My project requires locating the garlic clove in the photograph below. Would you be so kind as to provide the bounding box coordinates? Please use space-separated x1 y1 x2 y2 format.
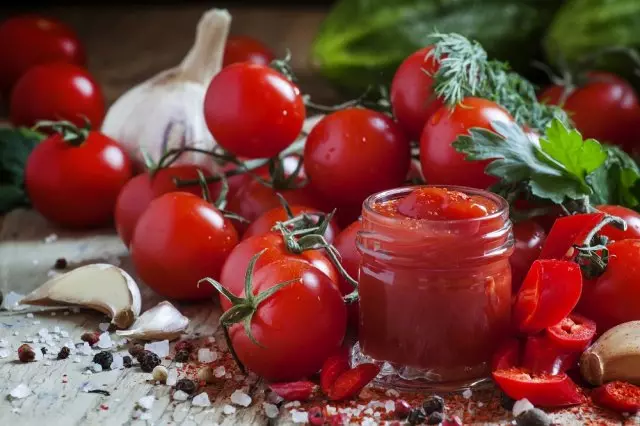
580 320 640 386
116 301 189 341
20 263 141 328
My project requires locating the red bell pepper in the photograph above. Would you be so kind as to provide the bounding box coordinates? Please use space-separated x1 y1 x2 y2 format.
521 334 580 374
492 367 586 407
546 313 596 351
591 381 640 413
539 213 605 260
492 338 521 371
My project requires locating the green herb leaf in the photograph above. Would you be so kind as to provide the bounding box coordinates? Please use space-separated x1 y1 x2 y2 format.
587 145 640 208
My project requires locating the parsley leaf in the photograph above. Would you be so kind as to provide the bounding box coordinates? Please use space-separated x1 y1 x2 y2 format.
587 145 640 208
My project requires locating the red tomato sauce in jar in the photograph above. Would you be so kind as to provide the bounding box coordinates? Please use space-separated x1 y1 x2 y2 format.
356 186 513 389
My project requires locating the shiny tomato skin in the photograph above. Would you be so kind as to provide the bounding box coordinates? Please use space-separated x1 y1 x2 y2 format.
510 220 546 292
578 239 640 333
396 186 497 220
540 72 639 148
228 259 347 382
25 131 132 228
492 368 585 407
333 220 361 329
0 15 86 94
390 46 443 140
204 63 305 159
420 97 514 189
131 192 238 301
304 108 411 207
597 205 640 242
219 232 339 311
223 35 274 67
242 204 340 243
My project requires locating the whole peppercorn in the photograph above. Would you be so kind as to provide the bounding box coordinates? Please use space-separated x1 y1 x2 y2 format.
501 392 516 411
93 351 113 370
174 350 190 363
308 407 324 425
407 408 426 425
129 343 145 359
41 347 47 355
122 355 133 368
139 351 161 372
174 340 194 353
427 411 444 425
394 399 412 419
54 257 68 269
18 344 35 362
81 332 100 346
57 346 71 359
174 378 197 395
423 395 445 415
516 408 551 426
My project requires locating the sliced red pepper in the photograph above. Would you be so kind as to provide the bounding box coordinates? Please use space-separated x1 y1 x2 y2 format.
539 213 605 260
328 363 380 401
269 381 316 401
591 381 640 413
320 348 351 395
547 313 596 351
521 334 580 375
492 367 586 407
491 338 521 371
513 259 583 333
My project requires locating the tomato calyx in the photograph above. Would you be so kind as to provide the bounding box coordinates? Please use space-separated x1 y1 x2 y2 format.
573 214 627 279
193 169 248 224
33 119 91 146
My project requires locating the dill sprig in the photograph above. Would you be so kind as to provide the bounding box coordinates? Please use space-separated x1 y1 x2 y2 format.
426 32 568 133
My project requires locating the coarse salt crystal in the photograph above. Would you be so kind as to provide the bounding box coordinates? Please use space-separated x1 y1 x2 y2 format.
197 348 217 363
230 389 252 407
90 363 103 373
0 338 8 347
213 366 226 378
513 398 534 417
73 357 81 363
1 291 25 311
462 388 473 399
361 417 376 426
384 400 395 413
9 384 31 399
78 342 92 355
222 404 236 415
477 401 484 407
34 348 43 361
137 395 155 410
110 354 124 370
364 408 374 415
326 406 337 416
0 349 9 358
290 409 308 424
96 332 112 349
38 328 49 337
173 390 189 402
47 270 59 278
12 331 19 336
263 402 279 418
44 233 58 243
284 401 301 408
60 331 69 338
166 369 178 386
26 313 34 318
192 392 211 407
144 340 169 358
385 388 400 398
98 323 110 332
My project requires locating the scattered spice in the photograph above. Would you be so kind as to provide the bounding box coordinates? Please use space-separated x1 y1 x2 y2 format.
54 257 68 269
122 355 133 368
93 351 114 370
308 406 324 425
174 378 198 395
174 340 195 353
139 350 161 373
81 332 100 346
174 350 190 363
129 343 145 359
18 344 35 362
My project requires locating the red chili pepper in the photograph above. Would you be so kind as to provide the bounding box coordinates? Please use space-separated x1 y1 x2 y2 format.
492 367 586 407
521 334 580 374
491 338 521 371
512 259 583 333
268 380 316 401
328 363 380 401
546 313 596 351
539 213 605 260
320 349 351 395
591 381 640 413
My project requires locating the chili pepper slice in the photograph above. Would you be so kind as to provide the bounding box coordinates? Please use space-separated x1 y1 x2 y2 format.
547 313 596 351
320 348 351 395
513 259 583 333
328 363 380 401
491 338 521 371
521 334 580 375
269 380 316 401
492 367 586 407
591 381 640 413
538 213 605 260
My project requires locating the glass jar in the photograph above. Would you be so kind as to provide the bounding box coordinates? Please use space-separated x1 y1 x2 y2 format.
352 185 514 391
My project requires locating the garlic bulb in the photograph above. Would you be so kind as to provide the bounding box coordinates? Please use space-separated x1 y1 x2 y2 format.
101 9 231 168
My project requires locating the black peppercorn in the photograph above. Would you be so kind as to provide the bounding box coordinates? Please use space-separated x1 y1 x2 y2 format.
407 408 426 425
174 378 198 395
426 411 444 425
139 350 161 372
40 347 47 355
129 343 145 360
516 408 551 426
122 355 133 368
93 351 113 370
174 350 190 363
54 258 68 269
500 392 515 411
423 395 445 415
57 346 71 360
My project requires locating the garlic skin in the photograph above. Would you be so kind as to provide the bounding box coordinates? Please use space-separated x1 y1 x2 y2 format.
101 9 231 168
116 300 189 341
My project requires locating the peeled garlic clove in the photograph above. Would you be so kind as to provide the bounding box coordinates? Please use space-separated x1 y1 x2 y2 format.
581 320 640 386
116 301 188 341
20 263 141 329
101 9 231 168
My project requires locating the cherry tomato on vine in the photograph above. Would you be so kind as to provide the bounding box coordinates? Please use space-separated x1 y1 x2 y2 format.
25 124 132 229
510 220 546 292
0 15 85 94
219 232 339 311
304 108 411 207
420 97 514 189
492 368 585 407
10 63 105 128
333 220 361 328
540 72 639 149
226 259 347 382
597 205 640 242
578 239 640 333
204 63 305 159
390 46 443 141
223 35 274 67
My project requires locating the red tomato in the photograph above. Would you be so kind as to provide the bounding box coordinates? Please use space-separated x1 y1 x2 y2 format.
204 63 305 159
492 368 585 407
390 46 443 140
578 239 640 332
130 192 238 301
521 335 580 375
223 35 274 67
597 205 640 242
510 220 546 292
25 129 132 228
420 97 514 189
540 72 639 148
591 381 640 413
10 63 105 129
114 165 219 247
333 220 361 329
491 338 521 371
242 204 340 243
219 232 339 310
0 15 85 94
513 260 583 333
396 186 497 220
227 259 347 382
539 212 605 260
304 108 411 207
546 313 596 351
